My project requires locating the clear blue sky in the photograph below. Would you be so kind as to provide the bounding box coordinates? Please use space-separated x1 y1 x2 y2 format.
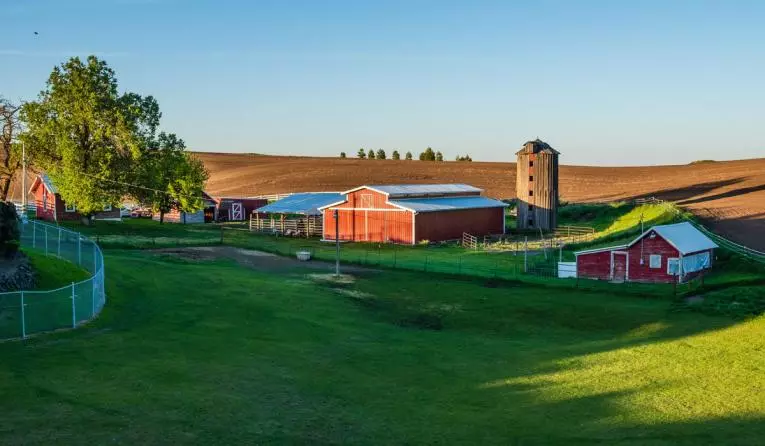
3 0 764 165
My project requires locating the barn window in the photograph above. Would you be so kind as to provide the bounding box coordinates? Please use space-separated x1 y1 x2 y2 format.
529 160 534 168
528 190 533 197
65 202 76 212
528 205 534 211
649 254 662 269
529 175 534 182
528 218 534 227
361 194 373 208
667 258 680 275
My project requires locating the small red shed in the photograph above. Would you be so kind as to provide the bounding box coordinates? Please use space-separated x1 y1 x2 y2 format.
29 174 121 222
214 197 268 222
575 222 719 283
320 184 507 244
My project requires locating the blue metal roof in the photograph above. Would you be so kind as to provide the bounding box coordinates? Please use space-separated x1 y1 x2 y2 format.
390 196 508 213
256 193 343 216
40 173 58 194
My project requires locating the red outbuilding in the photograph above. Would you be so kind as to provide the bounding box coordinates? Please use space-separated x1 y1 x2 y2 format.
575 222 719 283
29 174 121 222
214 197 268 222
320 184 507 244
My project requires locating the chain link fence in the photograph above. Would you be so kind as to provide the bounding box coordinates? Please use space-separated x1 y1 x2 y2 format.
0 220 105 340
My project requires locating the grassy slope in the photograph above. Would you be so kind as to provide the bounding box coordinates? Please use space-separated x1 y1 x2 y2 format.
0 251 761 445
25 250 90 289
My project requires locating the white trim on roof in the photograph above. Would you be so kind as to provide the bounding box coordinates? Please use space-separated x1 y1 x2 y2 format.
575 222 719 257
575 245 628 256
340 185 390 196
316 200 348 211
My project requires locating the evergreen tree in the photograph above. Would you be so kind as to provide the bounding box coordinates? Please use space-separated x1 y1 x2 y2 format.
405 151 413 160
340 151 346 158
376 149 386 160
392 150 400 160
368 150 376 159
357 148 366 159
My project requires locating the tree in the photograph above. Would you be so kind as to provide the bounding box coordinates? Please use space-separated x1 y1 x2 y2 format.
368 150 376 159
435 151 444 162
419 147 436 161
455 154 473 162
376 149 386 160
392 150 400 160
22 56 143 222
405 151 413 160
0 98 23 201
340 151 346 158
134 132 208 224
357 148 366 159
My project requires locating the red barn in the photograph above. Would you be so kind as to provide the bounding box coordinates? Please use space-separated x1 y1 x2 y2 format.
320 184 507 244
575 222 719 283
29 174 121 222
214 197 268 222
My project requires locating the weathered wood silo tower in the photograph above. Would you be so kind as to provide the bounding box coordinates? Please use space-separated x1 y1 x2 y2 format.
516 139 559 230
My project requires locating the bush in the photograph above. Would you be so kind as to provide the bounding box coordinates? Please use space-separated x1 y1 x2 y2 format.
0 202 20 258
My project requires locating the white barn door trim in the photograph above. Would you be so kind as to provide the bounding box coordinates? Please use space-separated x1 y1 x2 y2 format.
231 202 243 221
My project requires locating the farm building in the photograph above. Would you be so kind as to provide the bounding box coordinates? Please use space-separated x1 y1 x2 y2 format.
320 184 507 244
516 139 559 230
214 197 268 222
575 222 718 283
153 192 217 224
252 193 343 237
29 174 121 222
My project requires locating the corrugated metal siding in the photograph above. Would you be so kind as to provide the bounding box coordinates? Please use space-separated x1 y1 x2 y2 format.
415 207 504 242
367 184 482 197
324 208 414 244
335 189 400 210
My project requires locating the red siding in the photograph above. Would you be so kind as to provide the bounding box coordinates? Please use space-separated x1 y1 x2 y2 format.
334 189 400 210
324 208 414 244
33 186 56 221
414 207 504 242
576 250 612 281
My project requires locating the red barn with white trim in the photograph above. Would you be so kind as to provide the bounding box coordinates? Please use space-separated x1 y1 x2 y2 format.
321 184 507 244
575 222 719 283
29 174 121 222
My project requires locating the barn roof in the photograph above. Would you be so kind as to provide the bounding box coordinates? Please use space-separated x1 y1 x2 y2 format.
343 184 482 198
574 222 718 256
256 192 344 216
389 196 508 213
29 173 58 195
515 139 560 155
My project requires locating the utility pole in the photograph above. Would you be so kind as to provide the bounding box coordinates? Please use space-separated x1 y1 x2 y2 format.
21 141 27 209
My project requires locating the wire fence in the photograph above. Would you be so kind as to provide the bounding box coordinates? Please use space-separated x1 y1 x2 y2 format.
0 220 105 340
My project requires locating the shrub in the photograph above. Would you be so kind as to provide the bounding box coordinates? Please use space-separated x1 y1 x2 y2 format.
0 202 20 258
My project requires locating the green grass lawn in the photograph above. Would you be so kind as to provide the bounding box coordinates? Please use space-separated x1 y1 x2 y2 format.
58 218 222 248
0 250 761 444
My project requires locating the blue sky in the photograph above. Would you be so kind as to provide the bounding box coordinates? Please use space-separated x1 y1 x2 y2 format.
3 0 764 165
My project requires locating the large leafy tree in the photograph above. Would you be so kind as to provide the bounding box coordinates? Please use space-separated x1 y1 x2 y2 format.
21 56 144 219
136 133 209 224
0 98 22 201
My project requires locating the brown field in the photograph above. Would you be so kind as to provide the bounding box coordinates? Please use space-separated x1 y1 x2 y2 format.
194 152 765 251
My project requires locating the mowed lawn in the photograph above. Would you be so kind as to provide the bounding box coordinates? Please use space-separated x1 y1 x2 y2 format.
0 250 762 444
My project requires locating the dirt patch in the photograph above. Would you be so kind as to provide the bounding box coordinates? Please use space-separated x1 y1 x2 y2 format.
154 246 375 274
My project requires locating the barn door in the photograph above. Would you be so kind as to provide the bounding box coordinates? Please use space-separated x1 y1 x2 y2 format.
231 202 243 221
612 252 628 282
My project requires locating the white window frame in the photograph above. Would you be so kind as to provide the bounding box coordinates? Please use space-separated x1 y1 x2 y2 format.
103 204 113 211
667 258 680 276
649 254 662 269
65 202 76 213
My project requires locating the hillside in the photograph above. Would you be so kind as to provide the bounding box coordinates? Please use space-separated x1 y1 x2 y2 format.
194 152 765 250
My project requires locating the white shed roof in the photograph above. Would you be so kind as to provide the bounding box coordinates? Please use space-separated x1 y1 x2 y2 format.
642 222 719 255
575 221 719 257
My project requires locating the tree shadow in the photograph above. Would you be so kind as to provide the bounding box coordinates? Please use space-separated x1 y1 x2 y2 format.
679 183 765 206
627 178 745 202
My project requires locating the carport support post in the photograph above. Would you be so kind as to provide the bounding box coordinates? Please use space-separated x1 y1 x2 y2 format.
334 209 340 277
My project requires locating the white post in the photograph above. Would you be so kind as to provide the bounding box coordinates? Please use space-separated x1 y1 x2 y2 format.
559 243 563 262
78 236 81 265
20 291 26 339
71 282 76 328
57 227 61 257
91 275 96 317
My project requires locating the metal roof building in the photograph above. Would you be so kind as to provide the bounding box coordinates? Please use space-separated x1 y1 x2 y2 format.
320 184 507 244
256 193 344 216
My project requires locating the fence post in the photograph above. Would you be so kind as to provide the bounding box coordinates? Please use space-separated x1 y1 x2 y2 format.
58 227 62 257
45 227 48 256
78 235 82 265
524 236 528 273
93 243 97 274
20 291 26 339
71 282 76 328
33 222 36 248
92 274 97 317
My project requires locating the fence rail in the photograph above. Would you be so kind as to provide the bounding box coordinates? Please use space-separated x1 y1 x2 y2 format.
0 220 105 340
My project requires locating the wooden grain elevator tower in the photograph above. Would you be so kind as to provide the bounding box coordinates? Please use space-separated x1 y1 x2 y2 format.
516 139 559 230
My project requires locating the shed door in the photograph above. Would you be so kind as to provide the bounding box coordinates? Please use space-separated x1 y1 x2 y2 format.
231 202 243 221
612 252 627 282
